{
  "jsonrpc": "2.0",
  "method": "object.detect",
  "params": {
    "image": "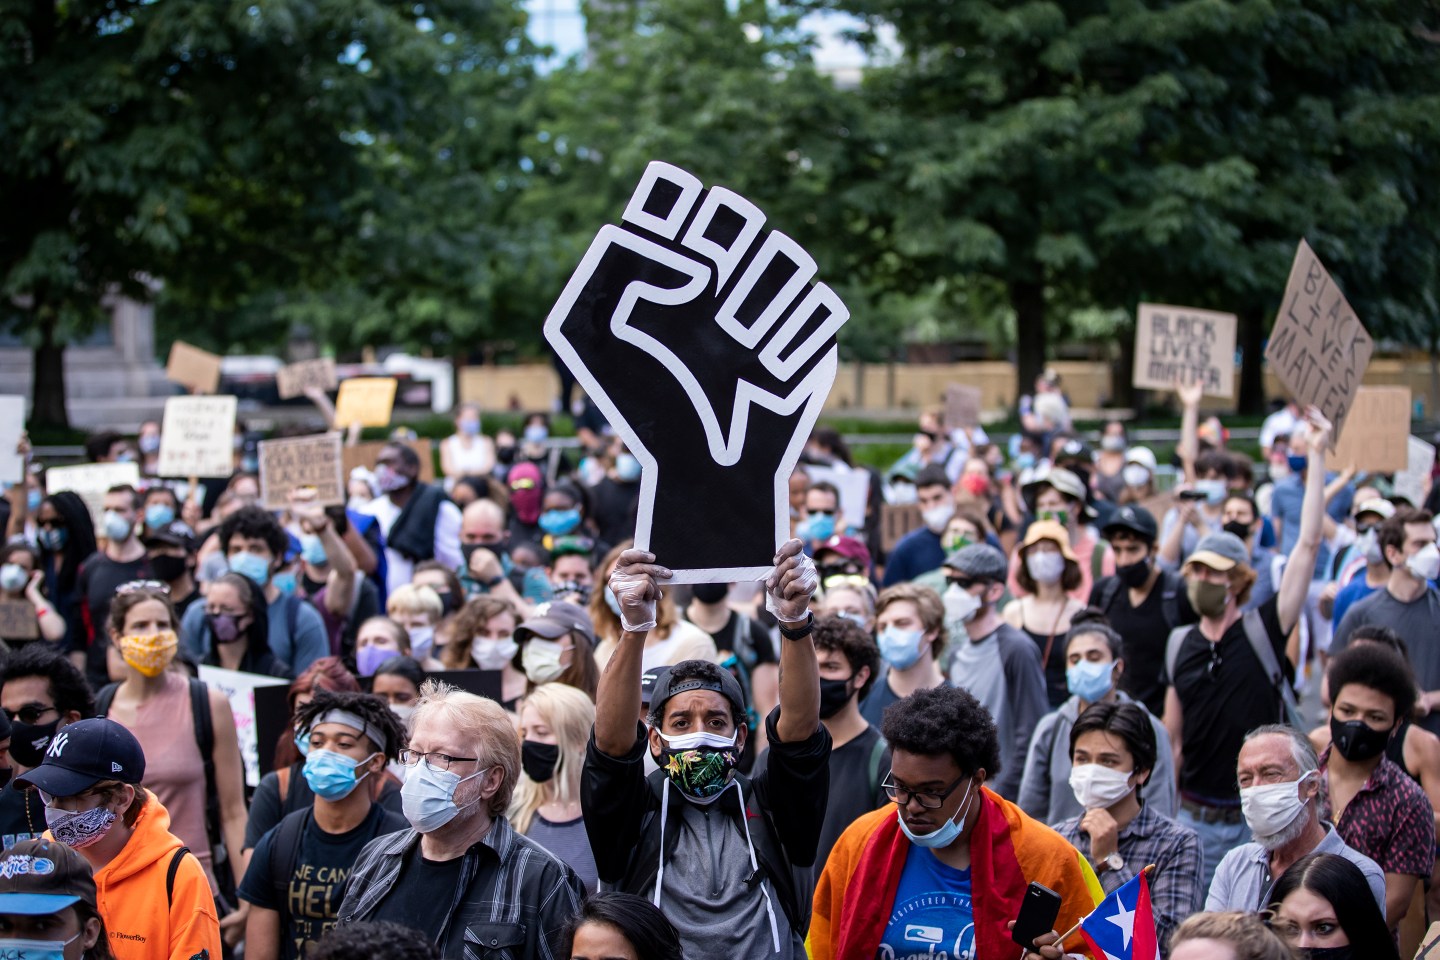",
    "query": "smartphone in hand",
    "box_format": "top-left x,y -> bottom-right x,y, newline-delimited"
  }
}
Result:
1011,882 -> 1062,950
